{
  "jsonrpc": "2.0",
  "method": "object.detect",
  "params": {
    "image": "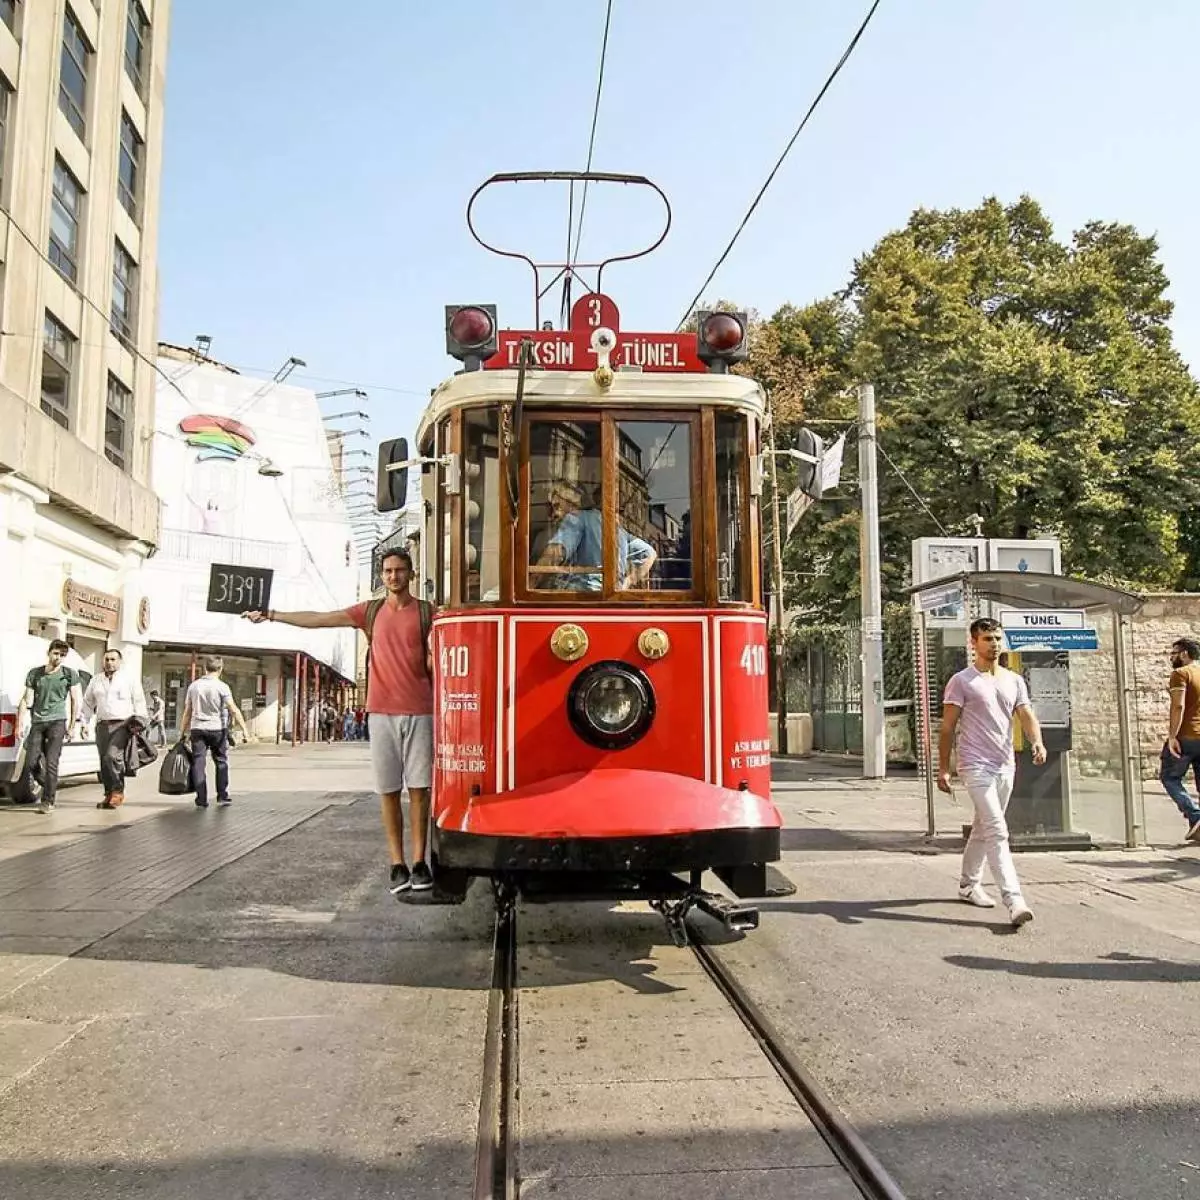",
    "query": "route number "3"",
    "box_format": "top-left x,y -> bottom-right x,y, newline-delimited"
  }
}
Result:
739,644 -> 767,676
